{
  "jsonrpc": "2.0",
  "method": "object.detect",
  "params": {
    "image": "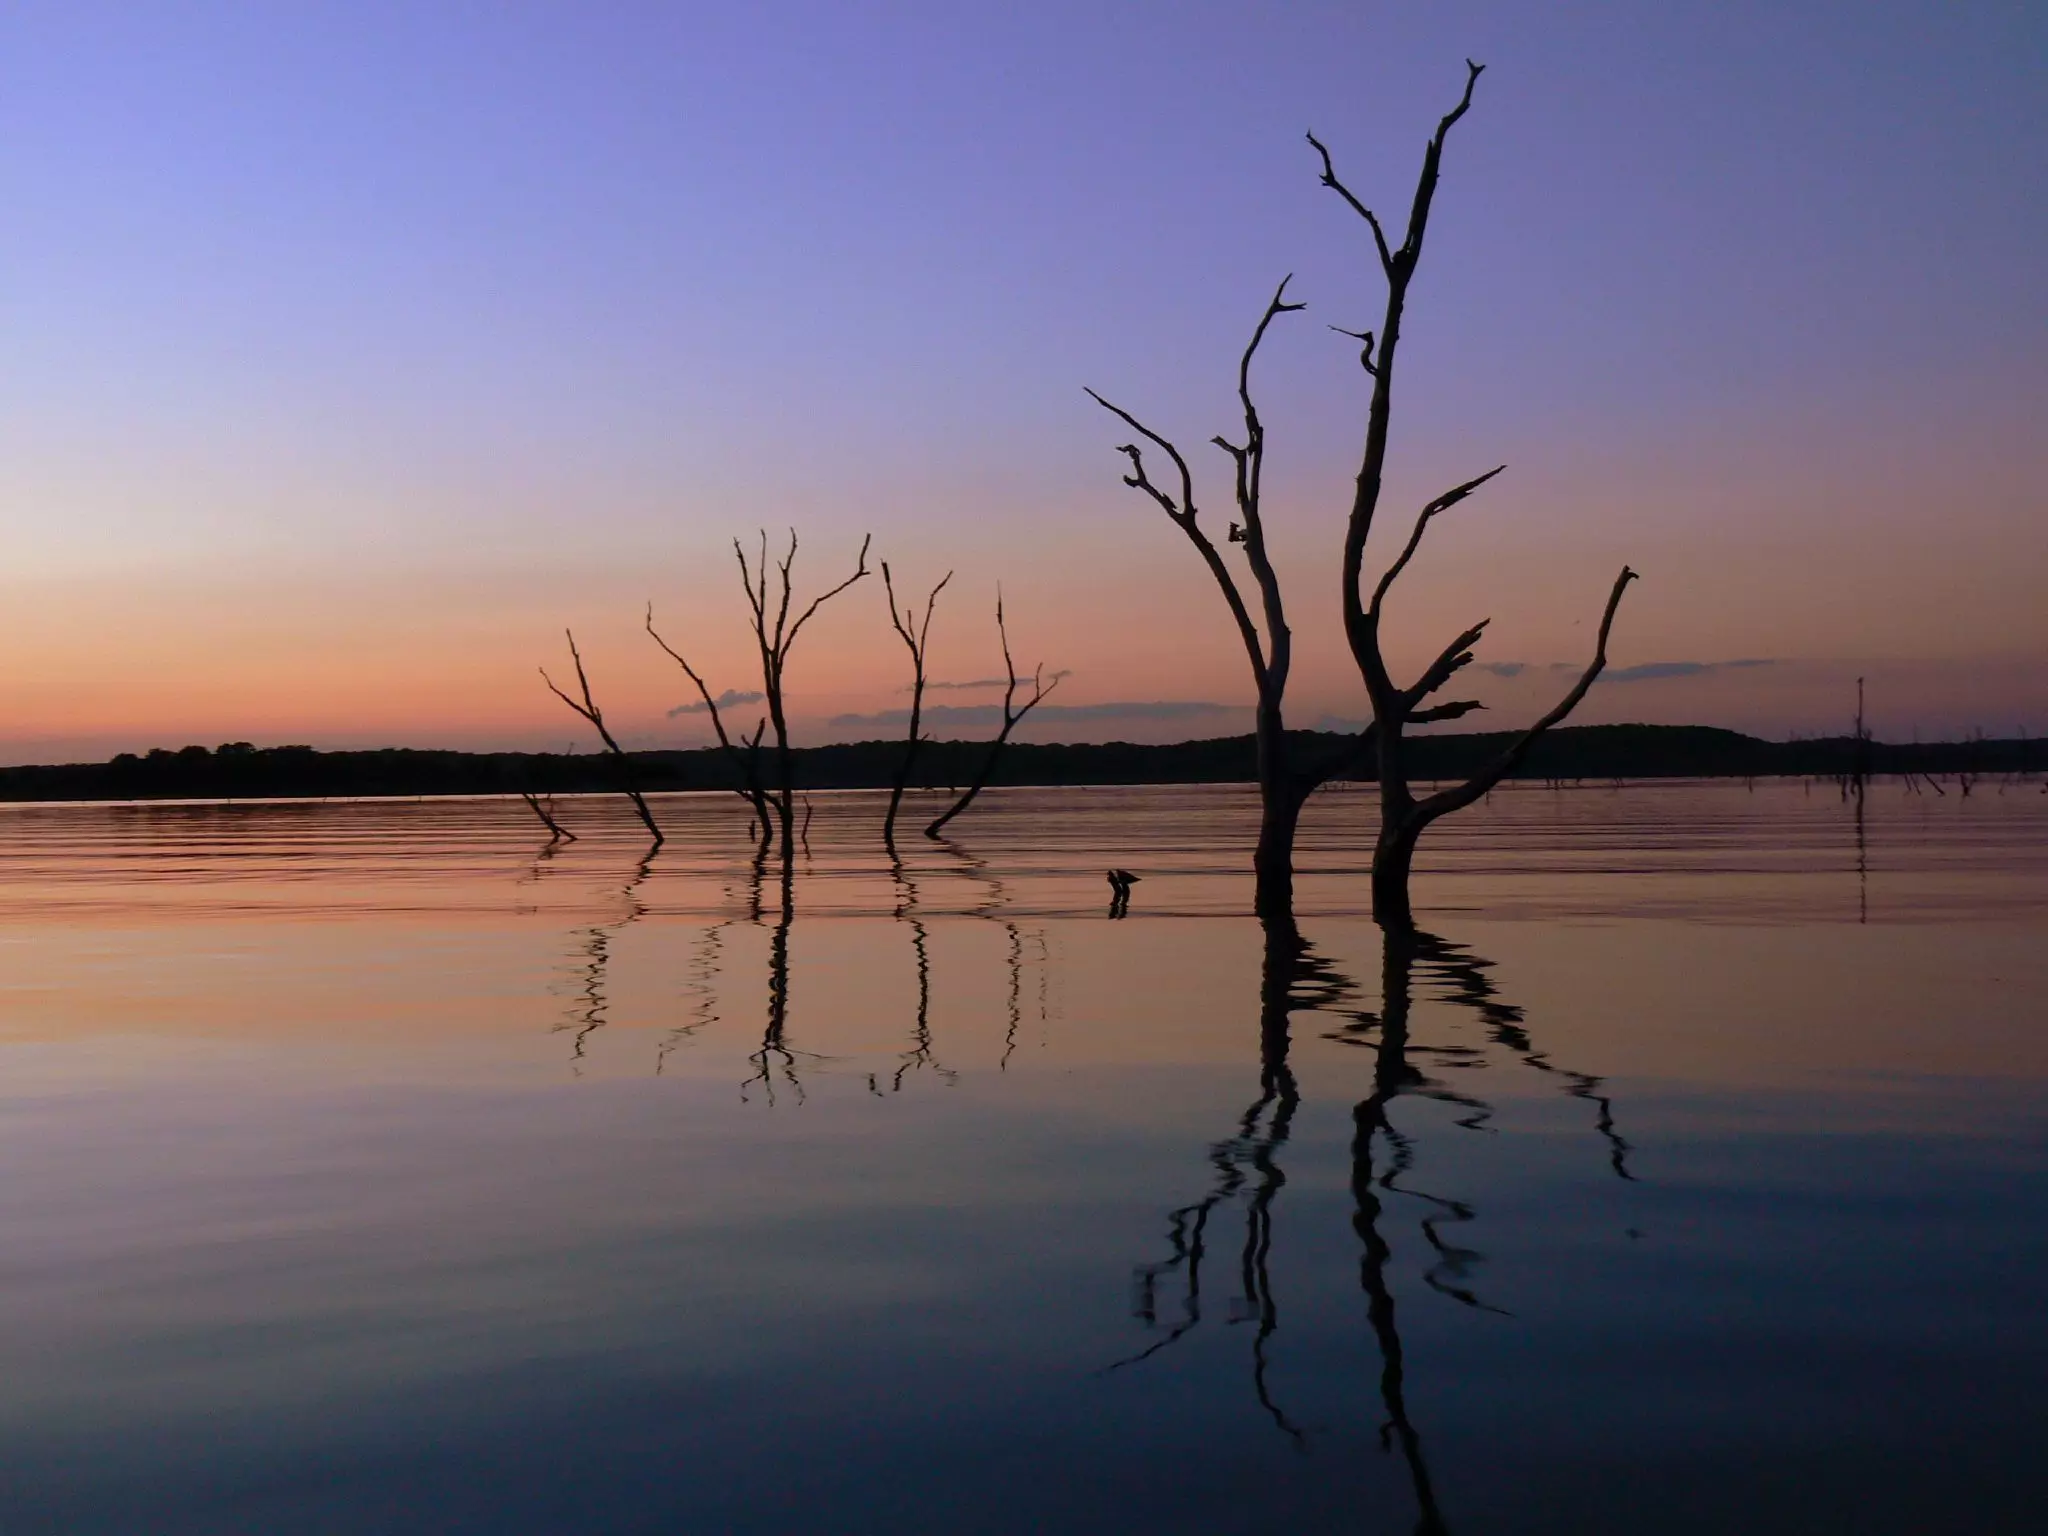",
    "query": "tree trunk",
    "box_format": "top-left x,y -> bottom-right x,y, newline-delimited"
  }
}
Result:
1371,817 -> 1421,934
1251,700 -> 1303,921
